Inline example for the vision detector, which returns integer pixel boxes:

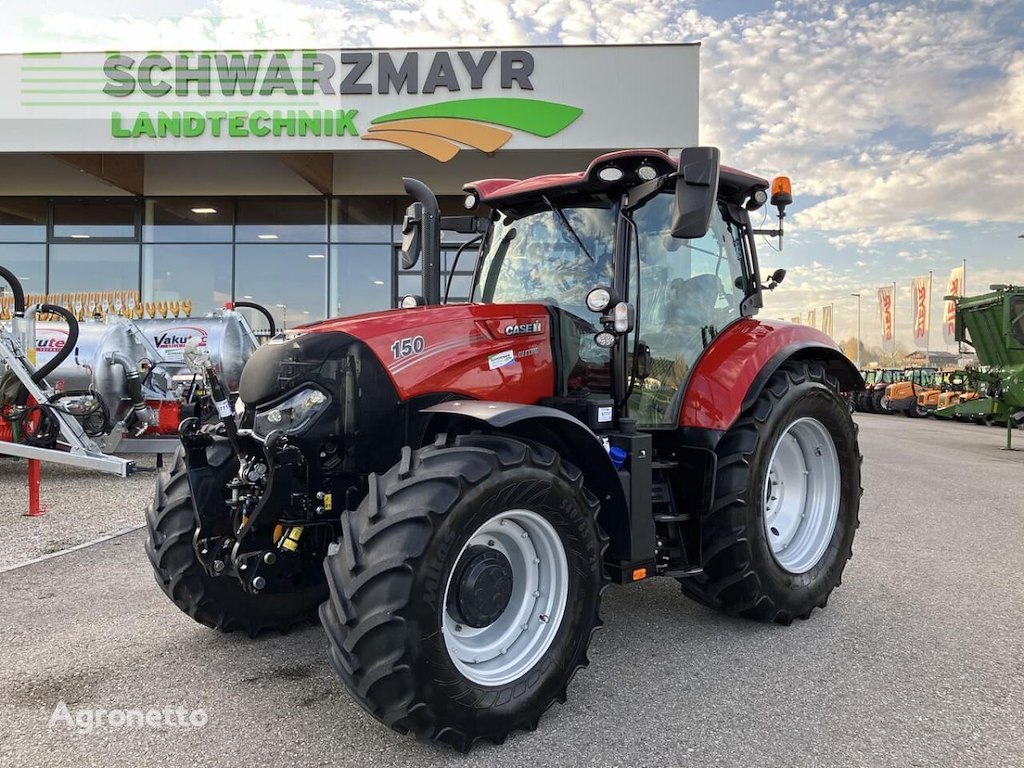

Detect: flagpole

[925,271,933,367]
[962,258,967,296]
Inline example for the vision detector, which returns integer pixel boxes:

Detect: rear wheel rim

[763,417,841,574]
[441,509,569,687]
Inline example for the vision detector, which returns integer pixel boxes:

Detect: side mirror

[634,341,651,380]
[671,146,721,239]
[400,202,423,270]
[764,268,786,291]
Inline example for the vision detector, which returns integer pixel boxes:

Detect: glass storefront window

[144,199,234,243]
[52,201,136,240]
[236,199,326,243]
[397,245,480,306]
[0,244,46,300]
[0,199,47,242]
[330,243,392,317]
[143,244,233,317]
[331,198,394,243]
[442,246,479,303]
[49,243,140,293]
[235,243,327,327]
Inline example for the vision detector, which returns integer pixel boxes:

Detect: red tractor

[146,147,862,750]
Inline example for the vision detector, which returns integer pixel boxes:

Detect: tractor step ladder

[0,334,132,477]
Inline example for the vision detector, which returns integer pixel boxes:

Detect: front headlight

[253,387,329,437]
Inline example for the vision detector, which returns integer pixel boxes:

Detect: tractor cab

[405,148,789,429]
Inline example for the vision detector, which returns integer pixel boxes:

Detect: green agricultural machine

[942,285,1024,445]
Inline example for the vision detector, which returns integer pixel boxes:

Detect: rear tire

[678,361,861,624]
[320,434,606,751]
[871,389,885,413]
[145,441,327,636]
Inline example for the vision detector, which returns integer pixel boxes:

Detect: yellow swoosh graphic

[362,129,462,162]
[367,118,512,153]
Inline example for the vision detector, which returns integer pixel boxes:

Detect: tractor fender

[679,318,863,433]
[421,400,635,564]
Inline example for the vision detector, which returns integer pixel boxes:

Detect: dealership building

[0,45,697,328]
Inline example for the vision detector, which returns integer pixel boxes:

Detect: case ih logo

[36,330,69,354]
[504,321,543,336]
[153,327,208,350]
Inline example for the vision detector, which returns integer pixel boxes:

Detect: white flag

[821,305,833,337]
[911,276,930,346]
[943,266,964,345]
[877,286,894,351]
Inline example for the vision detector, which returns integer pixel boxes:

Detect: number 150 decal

[391,335,426,360]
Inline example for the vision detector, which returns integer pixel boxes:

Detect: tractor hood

[238,303,557,407]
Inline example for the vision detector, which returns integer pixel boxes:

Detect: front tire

[145,442,327,636]
[678,361,861,624]
[320,434,606,751]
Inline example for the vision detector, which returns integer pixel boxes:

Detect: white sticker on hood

[488,350,516,370]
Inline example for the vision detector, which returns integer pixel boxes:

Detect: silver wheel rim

[763,417,841,574]
[441,509,569,687]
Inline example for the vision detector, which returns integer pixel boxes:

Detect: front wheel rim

[441,509,569,687]
[763,417,842,574]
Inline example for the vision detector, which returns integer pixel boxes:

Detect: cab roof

[465,149,771,212]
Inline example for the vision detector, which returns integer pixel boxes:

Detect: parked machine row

[850,285,1024,437]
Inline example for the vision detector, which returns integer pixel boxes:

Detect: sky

[2,0,1022,355]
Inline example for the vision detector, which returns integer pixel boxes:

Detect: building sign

[0,45,699,160]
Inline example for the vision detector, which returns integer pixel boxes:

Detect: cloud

[2,0,1022,346]
[691,1,1024,248]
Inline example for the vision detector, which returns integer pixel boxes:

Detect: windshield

[474,204,617,321]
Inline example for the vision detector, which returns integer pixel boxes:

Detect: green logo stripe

[371,98,582,138]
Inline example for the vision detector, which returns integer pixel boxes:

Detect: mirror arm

[624,173,674,211]
[753,206,787,249]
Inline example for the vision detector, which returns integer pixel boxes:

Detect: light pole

[850,293,862,369]
[276,303,288,330]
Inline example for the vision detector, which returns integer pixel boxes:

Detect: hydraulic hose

[31,303,79,384]
[12,302,80,407]
[233,300,276,337]
[7,390,112,446]
[206,364,243,455]
[0,265,26,317]
[105,350,154,427]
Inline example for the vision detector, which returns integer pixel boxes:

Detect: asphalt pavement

[1,414,1022,767]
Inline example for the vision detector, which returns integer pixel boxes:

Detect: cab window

[628,195,748,427]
